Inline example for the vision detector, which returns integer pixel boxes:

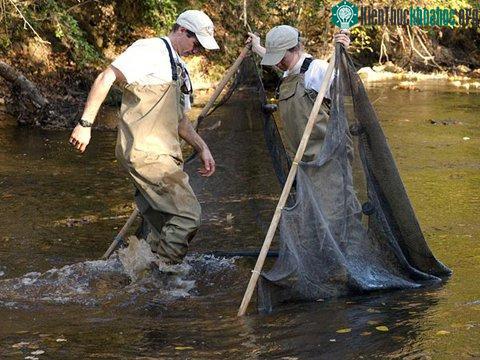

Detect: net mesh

[257,46,451,312]
[186,48,451,313]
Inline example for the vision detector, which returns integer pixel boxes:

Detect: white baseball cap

[261,25,299,66]
[176,10,219,50]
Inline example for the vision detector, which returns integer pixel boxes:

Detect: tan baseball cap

[176,10,219,50]
[261,25,299,66]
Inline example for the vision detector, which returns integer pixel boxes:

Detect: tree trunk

[0,60,66,126]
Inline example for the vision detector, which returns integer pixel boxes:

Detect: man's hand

[247,32,260,47]
[247,32,266,57]
[334,31,351,49]
[69,124,91,153]
[198,148,216,177]
[68,66,122,154]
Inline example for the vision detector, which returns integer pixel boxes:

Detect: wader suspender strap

[160,38,178,81]
[275,57,315,99]
[160,38,193,99]
[301,57,331,107]
[300,57,314,74]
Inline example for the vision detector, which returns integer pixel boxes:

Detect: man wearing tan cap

[249,26,349,161]
[69,10,219,264]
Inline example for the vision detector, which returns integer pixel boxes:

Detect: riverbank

[2,54,480,130]
[0,76,478,359]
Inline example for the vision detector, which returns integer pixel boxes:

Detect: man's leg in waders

[131,155,201,264]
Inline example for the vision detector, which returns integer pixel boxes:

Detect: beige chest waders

[278,58,331,162]
[115,38,201,264]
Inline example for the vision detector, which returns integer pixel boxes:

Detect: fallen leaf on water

[12,342,29,348]
[436,330,450,335]
[329,339,336,342]
[375,326,389,332]
[360,332,372,336]
[56,338,67,343]
[336,328,352,334]
[366,308,380,313]
[31,350,45,355]
[175,346,194,351]
[367,320,380,325]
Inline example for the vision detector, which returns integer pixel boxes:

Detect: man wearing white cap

[69,10,219,264]
[249,26,349,161]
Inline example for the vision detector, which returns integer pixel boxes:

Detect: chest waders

[277,57,331,162]
[115,38,201,264]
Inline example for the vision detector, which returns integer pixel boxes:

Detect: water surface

[0,81,479,359]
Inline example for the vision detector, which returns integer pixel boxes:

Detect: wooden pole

[193,44,251,128]
[102,208,140,259]
[237,49,337,316]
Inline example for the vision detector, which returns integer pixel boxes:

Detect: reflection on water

[0,82,479,359]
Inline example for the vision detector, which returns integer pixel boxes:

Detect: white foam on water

[0,300,19,308]
[0,258,127,305]
[186,253,238,272]
[117,236,160,282]
[0,238,240,307]
[118,237,198,300]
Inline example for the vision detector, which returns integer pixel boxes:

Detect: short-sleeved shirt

[283,53,333,99]
[112,37,192,111]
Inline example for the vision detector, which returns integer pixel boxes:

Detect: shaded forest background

[0,0,479,127]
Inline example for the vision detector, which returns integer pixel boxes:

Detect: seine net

[186,48,451,313]
[257,46,451,312]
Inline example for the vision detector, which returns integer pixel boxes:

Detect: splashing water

[0,258,128,306]
[118,236,196,298]
[0,237,238,307]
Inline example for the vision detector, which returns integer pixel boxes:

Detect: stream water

[0,79,479,359]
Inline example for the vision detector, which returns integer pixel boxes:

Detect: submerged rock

[393,81,420,91]
[429,119,462,126]
[471,69,480,78]
[455,64,471,74]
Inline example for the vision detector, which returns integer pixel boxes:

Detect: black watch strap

[78,119,93,127]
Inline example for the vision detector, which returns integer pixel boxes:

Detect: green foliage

[350,27,374,54]
[40,0,101,66]
[0,0,101,66]
[1,0,479,71]
[142,0,178,32]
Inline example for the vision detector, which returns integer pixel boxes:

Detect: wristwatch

[78,119,93,127]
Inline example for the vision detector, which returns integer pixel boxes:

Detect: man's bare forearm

[81,66,122,123]
[178,115,209,152]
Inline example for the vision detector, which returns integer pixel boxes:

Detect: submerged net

[186,48,451,313]
[186,57,284,253]
[257,46,452,312]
